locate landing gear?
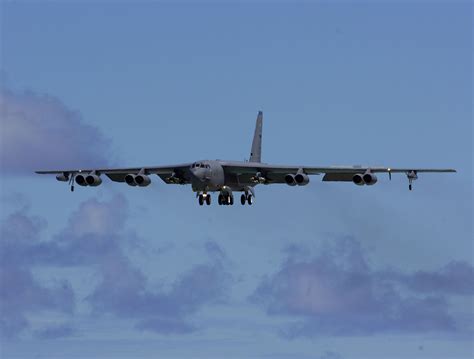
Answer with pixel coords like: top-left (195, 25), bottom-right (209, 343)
top-left (406, 170), bottom-right (418, 191)
top-left (240, 193), bottom-right (253, 205)
top-left (69, 174), bottom-right (75, 192)
top-left (218, 194), bottom-right (233, 206)
top-left (198, 193), bottom-right (211, 206)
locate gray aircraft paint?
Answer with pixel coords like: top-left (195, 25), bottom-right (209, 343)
top-left (36, 111), bottom-right (456, 204)
top-left (249, 111), bottom-right (263, 163)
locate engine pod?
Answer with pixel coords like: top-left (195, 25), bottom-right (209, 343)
top-left (295, 173), bottom-right (310, 185)
top-left (285, 174), bottom-right (297, 186)
top-left (352, 174), bottom-right (364, 186)
top-left (134, 174), bottom-right (151, 187)
top-left (86, 174), bottom-right (102, 186)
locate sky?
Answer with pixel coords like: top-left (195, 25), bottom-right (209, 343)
top-left (0, 1), bottom-right (472, 358)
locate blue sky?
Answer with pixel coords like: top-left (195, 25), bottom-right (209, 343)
top-left (0, 1), bottom-right (472, 358)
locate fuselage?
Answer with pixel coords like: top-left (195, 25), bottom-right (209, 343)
top-left (190, 160), bottom-right (255, 193)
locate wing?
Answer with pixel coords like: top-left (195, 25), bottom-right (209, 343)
top-left (36, 163), bottom-right (193, 184)
top-left (219, 161), bottom-right (456, 184)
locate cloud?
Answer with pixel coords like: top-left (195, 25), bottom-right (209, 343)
top-left (136, 317), bottom-right (195, 335)
top-left (382, 261), bottom-right (474, 296)
top-left (34, 323), bottom-right (76, 340)
top-left (0, 194), bottom-right (232, 338)
top-left (0, 209), bottom-right (75, 338)
top-left (0, 88), bottom-right (111, 173)
top-left (251, 236), bottom-right (473, 338)
top-left (87, 255), bottom-right (230, 334)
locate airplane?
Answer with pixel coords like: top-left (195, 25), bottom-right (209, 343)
top-left (36, 111), bottom-right (456, 206)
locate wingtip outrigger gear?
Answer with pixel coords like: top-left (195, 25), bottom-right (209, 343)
top-left (68, 173), bottom-right (75, 192)
top-left (406, 170), bottom-right (418, 191)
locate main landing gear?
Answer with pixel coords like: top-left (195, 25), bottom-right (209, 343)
top-left (240, 193), bottom-right (253, 205)
top-left (218, 193), bottom-right (234, 206)
top-left (198, 193), bottom-right (211, 206)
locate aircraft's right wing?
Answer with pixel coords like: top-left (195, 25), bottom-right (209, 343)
top-left (36, 163), bottom-right (194, 186)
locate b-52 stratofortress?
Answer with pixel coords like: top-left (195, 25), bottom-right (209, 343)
top-left (37, 112), bottom-right (456, 206)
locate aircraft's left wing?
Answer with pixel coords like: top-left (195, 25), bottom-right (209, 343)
top-left (219, 161), bottom-right (456, 188)
top-left (36, 163), bottom-right (194, 186)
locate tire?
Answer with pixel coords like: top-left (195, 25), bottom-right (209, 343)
top-left (229, 196), bottom-right (234, 205)
top-left (218, 194), bottom-right (223, 205)
top-left (206, 194), bottom-right (211, 205)
top-left (247, 194), bottom-right (253, 205)
top-left (198, 194), bottom-right (204, 206)
top-left (241, 194), bottom-right (246, 205)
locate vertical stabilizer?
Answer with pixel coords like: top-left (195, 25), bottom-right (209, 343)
top-left (249, 111), bottom-right (263, 163)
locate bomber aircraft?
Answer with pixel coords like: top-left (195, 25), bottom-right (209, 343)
top-left (37, 112), bottom-right (456, 206)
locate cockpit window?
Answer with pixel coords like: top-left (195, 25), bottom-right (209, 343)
top-left (192, 162), bottom-right (209, 169)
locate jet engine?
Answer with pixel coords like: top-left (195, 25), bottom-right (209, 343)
top-left (285, 174), bottom-right (297, 186)
top-left (352, 174), bottom-right (364, 186)
top-left (125, 174), bottom-right (151, 187)
top-left (56, 173), bottom-right (69, 182)
top-left (362, 172), bottom-right (378, 185)
top-left (86, 174), bottom-right (102, 186)
top-left (125, 174), bottom-right (137, 186)
top-left (75, 174), bottom-right (88, 186)
top-left (134, 174), bottom-right (151, 187)
top-left (295, 173), bottom-right (310, 186)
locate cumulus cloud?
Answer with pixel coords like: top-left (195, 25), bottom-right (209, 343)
top-left (87, 251), bottom-right (230, 333)
top-left (34, 323), bottom-right (76, 340)
top-left (0, 88), bottom-right (111, 173)
top-left (382, 261), bottom-right (474, 296)
top-left (0, 210), bottom-right (75, 339)
top-left (251, 236), bottom-right (473, 338)
top-left (0, 194), bottom-right (231, 338)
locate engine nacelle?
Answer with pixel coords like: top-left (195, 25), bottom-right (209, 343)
top-left (362, 172), bottom-right (378, 185)
top-left (134, 174), bottom-right (151, 187)
top-left (352, 174), bottom-right (364, 186)
top-left (295, 173), bottom-right (310, 186)
top-left (85, 174), bottom-right (102, 186)
top-left (56, 173), bottom-right (69, 182)
top-left (75, 174), bottom-right (88, 186)
top-left (125, 174), bottom-right (137, 186)
top-left (125, 174), bottom-right (151, 187)
top-left (285, 174), bottom-right (297, 186)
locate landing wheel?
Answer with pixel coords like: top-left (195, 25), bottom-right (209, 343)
top-left (218, 194), bottom-right (223, 205)
top-left (206, 194), bottom-right (211, 205)
top-left (241, 194), bottom-right (246, 205)
top-left (227, 196), bottom-right (234, 205)
top-left (409, 184), bottom-right (412, 191)
top-left (247, 194), bottom-right (253, 205)
top-left (198, 194), bottom-right (204, 206)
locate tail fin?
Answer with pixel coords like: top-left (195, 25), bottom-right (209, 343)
top-left (249, 111), bottom-right (263, 163)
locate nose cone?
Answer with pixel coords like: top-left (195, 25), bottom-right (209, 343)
top-left (191, 167), bottom-right (207, 182)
